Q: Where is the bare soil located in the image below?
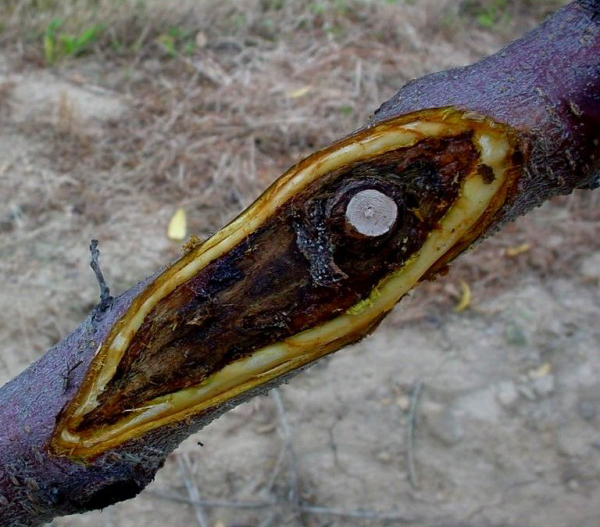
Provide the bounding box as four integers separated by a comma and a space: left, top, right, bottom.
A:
1, 1, 599, 526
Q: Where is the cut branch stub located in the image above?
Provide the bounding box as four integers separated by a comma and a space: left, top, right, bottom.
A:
345, 189, 399, 237
50, 108, 522, 459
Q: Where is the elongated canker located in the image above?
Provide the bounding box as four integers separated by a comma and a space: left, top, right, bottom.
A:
51, 108, 521, 458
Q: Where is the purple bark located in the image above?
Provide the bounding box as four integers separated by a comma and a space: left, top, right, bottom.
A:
373, 0, 599, 224
0, 1, 598, 525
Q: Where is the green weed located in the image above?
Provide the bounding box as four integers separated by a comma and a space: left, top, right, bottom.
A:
43, 18, 104, 64
156, 26, 197, 58
458, 0, 510, 28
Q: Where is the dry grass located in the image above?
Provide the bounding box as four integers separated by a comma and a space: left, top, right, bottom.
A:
1, 0, 568, 66
0, 0, 588, 333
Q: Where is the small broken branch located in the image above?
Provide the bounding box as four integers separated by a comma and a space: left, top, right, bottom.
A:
0, 2, 598, 525
89, 239, 113, 314
406, 380, 423, 489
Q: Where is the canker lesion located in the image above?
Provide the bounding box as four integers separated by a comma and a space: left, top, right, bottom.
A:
51, 108, 521, 458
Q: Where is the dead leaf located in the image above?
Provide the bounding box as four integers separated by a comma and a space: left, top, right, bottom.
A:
455, 280, 471, 312
168, 208, 187, 241
287, 86, 312, 98
529, 363, 552, 378
195, 31, 208, 48
506, 242, 530, 257
255, 422, 276, 434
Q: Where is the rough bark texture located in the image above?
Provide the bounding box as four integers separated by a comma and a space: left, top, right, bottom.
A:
0, 1, 598, 526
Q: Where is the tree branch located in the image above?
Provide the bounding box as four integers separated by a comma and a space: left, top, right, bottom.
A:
0, 1, 598, 525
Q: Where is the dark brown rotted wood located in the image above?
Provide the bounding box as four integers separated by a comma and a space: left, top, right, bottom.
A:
80, 134, 478, 430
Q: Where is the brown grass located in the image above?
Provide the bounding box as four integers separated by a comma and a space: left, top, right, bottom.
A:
1, 0, 588, 334
0, 0, 569, 72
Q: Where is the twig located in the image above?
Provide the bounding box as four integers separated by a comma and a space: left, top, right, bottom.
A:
61, 359, 82, 393
257, 512, 278, 527
89, 239, 113, 313
146, 489, 277, 510
263, 438, 289, 497
271, 388, 301, 505
147, 489, 419, 522
299, 505, 418, 522
406, 379, 424, 489
176, 454, 209, 527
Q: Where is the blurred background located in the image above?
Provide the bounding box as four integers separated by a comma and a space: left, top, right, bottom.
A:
1, 1, 599, 525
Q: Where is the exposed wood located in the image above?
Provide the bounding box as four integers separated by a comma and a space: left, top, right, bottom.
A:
345, 189, 399, 237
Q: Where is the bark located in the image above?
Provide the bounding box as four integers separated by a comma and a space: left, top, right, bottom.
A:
0, 1, 598, 525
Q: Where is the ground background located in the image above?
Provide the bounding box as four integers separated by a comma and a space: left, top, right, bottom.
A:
1, 1, 599, 526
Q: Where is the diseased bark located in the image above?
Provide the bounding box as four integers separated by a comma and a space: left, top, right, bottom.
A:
80, 135, 477, 430
0, 1, 598, 525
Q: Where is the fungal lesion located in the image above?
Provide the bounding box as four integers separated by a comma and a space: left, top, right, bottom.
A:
51, 108, 519, 458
